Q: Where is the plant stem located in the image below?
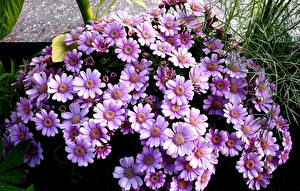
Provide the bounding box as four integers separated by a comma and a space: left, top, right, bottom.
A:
99, 0, 118, 19
76, 0, 94, 24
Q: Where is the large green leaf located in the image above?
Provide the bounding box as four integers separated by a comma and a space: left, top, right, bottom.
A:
0, 0, 25, 40
26, 184, 35, 191
0, 140, 30, 173
0, 182, 23, 191
0, 169, 27, 184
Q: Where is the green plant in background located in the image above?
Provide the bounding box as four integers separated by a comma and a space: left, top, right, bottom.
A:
211, 0, 300, 124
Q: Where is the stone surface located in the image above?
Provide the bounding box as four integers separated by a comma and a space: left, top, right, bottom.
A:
1, 0, 160, 42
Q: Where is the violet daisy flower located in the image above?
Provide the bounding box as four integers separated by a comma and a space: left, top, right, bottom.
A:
16, 97, 34, 124
247, 172, 272, 190
203, 95, 228, 116
64, 49, 83, 73
234, 115, 261, 144
61, 102, 89, 128
113, 156, 143, 190
34, 109, 60, 137
195, 169, 213, 191
184, 108, 208, 135
26, 72, 50, 106
136, 147, 162, 173
120, 66, 149, 92
103, 83, 131, 105
125, 58, 153, 74
65, 137, 95, 167
225, 77, 247, 102
24, 141, 44, 167
177, 32, 194, 49
112, 11, 141, 28
63, 125, 81, 141
200, 54, 224, 77
80, 120, 110, 147
161, 98, 189, 120
47, 73, 75, 102
163, 122, 197, 157
95, 143, 112, 159
64, 27, 84, 45
135, 23, 157, 46
9, 123, 33, 146
170, 176, 193, 191
154, 67, 168, 92
221, 132, 243, 157
115, 38, 141, 63
175, 157, 202, 181
128, 83, 148, 105
161, 152, 177, 175
210, 76, 230, 97
278, 148, 290, 165
275, 116, 289, 132
223, 102, 248, 124
224, 52, 248, 79
159, 14, 180, 36
255, 73, 272, 98
73, 68, 105, 99
187, 0, 204, 16
257, 131, 279, 157
202, 37, 224, 55
169, 48, 196, 68
2, 135, 13, 157
282, 131, 292, 149
144, 171, 166, 190
150, 40, 174, 58
140, 115, 168, 148
165, 75, 194, 105
120, 120, 135, 135
253, 96, 273, 113
205, 129, 227, 153
93, 100, 126, 130
103, 22, 126, 46
93, 36, 111, 53
74, 95, 101, 109
236, 152, 263, 179
77, 31, 99, 54
189, 65, 209, 94
128, 103, 154, 132
24, 63, 46, 88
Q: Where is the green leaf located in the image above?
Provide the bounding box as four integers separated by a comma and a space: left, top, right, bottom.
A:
51, 34, 78, 63
125, 0, 134, 8
26, 184, 35, 191
0, 182, 23, 191
0, 0, 25, 40
0, 169, 27, 184
133, 0, 147, 10
0, 140, 31, 173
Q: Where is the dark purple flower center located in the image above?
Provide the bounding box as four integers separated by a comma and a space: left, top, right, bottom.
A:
173, 133, 185, 146
84, 97, 94, 103
207, 62, 218, 71
201, 173, 208, 183
191, 4, 200, 11
158, 45, 166, 52
241, 125, 250, 134
228, 64, 239, 72
230, 83, 238, 93
174, 85, 185, 96
189, 117, 198, 127
85, 38, 94, 47
144, 154, 154, 165
110, 30, 119, 38
4, 144, 12, 153
129, 74, 139, 83
69, 57, 78, 66
261, 140, 269, 150
212, 135, 220, 144
161, 76, 169, 84
184, 161, 194, 171
230, 110, 239, 118
70, 129, 79, 139
58, 83, 68, 93
73, 34, 80, 41
123, 18, 133, 25
85, 80, 95, 90
112, 90, 123, 100
124, 45, 133, 55
74, 145, 86, 156
165, 21, 174, 29
166, 37, 174, 45
285, 136, 290, 145
43, 118, 53, 127
177, 55, 187, 64
90, 128, 102, 139
245, 159, 255, 170
151, 127, 161, 137
38, 84, 48, 94
207, 43, 216, 50
124, 167, 135, 178
71, 114, 81, 124
104, 111, 115, 121
18, 132, 26, 141
216, 82, 224, 90
96, 145, 106, 152
134, 64, 145, 72
212, 100, 222, 109
178, 179, 187, 189
171, 104, 181, 112
195, 148, 204, 159
165, 155, 175, 164
226, 138, 235, 148
24, 105, 30, 114
254, 173, 263, 181
28, 146, 38, 156
136, 113, 146, 123
266, 155, 273, 163
258, 84, 265, 92
181, 36, 188, 44
150, 174, 159, 183
142, 30, 150, 39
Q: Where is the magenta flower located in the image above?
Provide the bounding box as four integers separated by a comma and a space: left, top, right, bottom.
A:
34, 109, 60, 137
47, 73, 75, 103
236, 152, 263, 179
65, 137, 95, 167
184, 108, 208, 135
16, 97, 34, 124
135, 23, 157, 46
253, 96, 273, 113
170, 176, 193, 191
24, 141, 44, 167
125, 58, 153, 74
165, 75, 194, 105
80, 120, 110, 147
210, 76, 230, 97
205, 129, 227, 153
64, 27, 83, 45
93, 36, 111, 53
24, 64, 46, 88
112, 156, 143, 190
140, 115, 168, 148
163, 122, 197, 157
120, 66, 149, 92
77, 31, 99, 54
64, 49, 83, 73
247, 172, 272, 190
234, 115, 261, 144
201, 54, 224, 77
63, 125, 81, 141
175, 157, 201, 181
177, 32, 194, 49
61, 102, 89, 128
150, 40, 174, 58
128, 103, 154, 132
115, 38, 141, 63
168, 48, 196, 68
26, 72, 50, 106
144, 171, 166, 190
136, 147, 162, 173
103, 22, 126, 46
93, 100, 126, 130
9, 123, 33, 146
73, 68, 105, 99
224, 77, 247, 102
221, 132, 243, 157
161, 98, 189, 120
189, 65, 209, 93
224, 102, 248, 124
159, 14, 180, 36
95, 143, 112, 159
195, 169, 213, 191
257, 131, 279, 157
203, 37, 224, 55
187, 0, 204, 16
103, 83, 131, 105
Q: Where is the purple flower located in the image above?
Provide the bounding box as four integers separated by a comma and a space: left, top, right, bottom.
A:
224, 102, 248, 124
103, 83, 131, 105
64, 49, 83, 73
125, 58, 153, 74
275, 116, 289, 132
282, 131, 292, 149
247, 172, 272, 190
253, 96, 272, 113
128, 103, 154, 132
24, 141, 43, 167
159, 14, 180, 36
184, 108, 208, 135
234, 115, 261, 144
257, 131, 279, 157
168, 48, 196, 68
115, 38, 141, 63
255, 73, 274, 98
195, 169, 213, 191
103, 22, 126, 46
163, 122, 197, 157
136, 147, 162, 173
161, 98, 189, 120
65, 137, 95, 167
74, 95, 101, 109
201, 54, 224, 77
24, 64, 46, 88
2, 135, 13, 157
64, 27, 84, 45
16, 97, 34, 124
177, 32, 194, 49
61, 102, 89, 128
95, 143, 112, 159
128, 83, 148, 105
205, 129, 227, 153
73, 68, 105, 99
165, 75, 194, 105
140, 115, 168, 147
225, 77, 247, 102
210, 76, 230, 97
63, 125, 81, 141
48, 73, 75, 102
112, 11, 141, 28
34, 109, 60, 137
93, 36, 111, 53
203, 95, 228, 116
26, 72, 50, 106
221, 132, 243, 157
93, 100, 126, 130
278, 148, 290, 165
150, 40, 174, 58
236, 152, 263, 179
113, 156, 143, 190
189, 65, 209, 93
187, 0, 204, 16
120, 120, 135, 135
9, 123, 33, 146
170, 176, 193, 191
224, 52, 248, 78
144, 171, 166, 190
161, 152, 177, 175
203, 37, 224, 55
135, 23, 157, 46
80, 120, 110, 147
175, 157, 201, 181
120, 66, 149, 92
77, 31, 98, 54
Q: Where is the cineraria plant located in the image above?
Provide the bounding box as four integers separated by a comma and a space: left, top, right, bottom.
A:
1, 0, 294, 190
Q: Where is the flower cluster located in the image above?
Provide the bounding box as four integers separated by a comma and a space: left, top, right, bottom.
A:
2, 0, 292, 190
